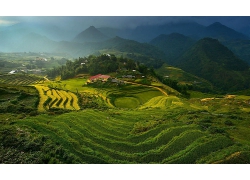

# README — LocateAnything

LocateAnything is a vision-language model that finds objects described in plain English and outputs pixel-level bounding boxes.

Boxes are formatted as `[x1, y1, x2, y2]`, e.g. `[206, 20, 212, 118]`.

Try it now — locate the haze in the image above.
[1, 16, 250, 32]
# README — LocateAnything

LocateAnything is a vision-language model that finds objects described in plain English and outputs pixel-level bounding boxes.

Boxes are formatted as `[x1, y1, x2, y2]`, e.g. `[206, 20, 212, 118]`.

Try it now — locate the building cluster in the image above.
[87, 74, 125, 84]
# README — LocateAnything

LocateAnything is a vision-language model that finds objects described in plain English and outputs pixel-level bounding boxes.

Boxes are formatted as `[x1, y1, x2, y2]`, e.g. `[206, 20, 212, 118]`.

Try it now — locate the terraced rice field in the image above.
[16, 109, 237, 163]
[139, 96, 183, 109]
[35, 85, 80, 111]
[107, 85, 164, 108]
[0, 74, 43, 85]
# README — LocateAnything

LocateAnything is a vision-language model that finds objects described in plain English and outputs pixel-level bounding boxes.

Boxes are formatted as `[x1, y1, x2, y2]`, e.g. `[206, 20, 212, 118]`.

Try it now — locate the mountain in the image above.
[176, 38, 250, 92]
[73, 26, 109, 43]
[237, 25, 250, 37]
[116, 21, 249, 43]
[223, 40, 250, 65]
[150, 33, 196, 64]
[0, 22, 76, 52]
[97, 27, 121, 38]
[0, 31, 58, 52]
[53, 36, 166, 68]
[96, 36, 166, 68]
[200, 22, 250, 41]
[120, 22, 205, 42]
[1, 22, 75, 41]
[14, 33, 58, 52]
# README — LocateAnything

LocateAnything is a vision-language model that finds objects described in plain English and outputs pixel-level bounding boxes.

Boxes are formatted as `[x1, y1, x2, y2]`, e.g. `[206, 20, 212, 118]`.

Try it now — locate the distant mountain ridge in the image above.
[200, 22, 249, 41]
[1, 21, 250, 69]
[72, 26, 108, 43]
[118, 22, 205, 42]
[150, 33, 196, 64]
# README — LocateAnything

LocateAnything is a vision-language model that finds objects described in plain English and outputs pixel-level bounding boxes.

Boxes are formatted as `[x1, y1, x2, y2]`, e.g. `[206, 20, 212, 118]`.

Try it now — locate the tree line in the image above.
[46, 54, 138, 79]
[46, 54, 189, 96]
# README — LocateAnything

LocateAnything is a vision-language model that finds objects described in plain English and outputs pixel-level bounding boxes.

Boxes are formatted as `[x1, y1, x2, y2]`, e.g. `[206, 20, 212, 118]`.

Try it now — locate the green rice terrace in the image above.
[1, 72, 250, 164]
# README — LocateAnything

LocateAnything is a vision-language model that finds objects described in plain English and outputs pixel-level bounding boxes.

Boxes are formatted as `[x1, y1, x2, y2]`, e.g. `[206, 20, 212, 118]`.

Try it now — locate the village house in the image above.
[111, 78, 124, 84]
[36, 57, 47, 61]
[87, 74, 111, 83]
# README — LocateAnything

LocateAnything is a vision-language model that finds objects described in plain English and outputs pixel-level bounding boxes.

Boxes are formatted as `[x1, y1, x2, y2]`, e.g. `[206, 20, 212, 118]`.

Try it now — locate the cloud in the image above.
[0, 18, 19, 26]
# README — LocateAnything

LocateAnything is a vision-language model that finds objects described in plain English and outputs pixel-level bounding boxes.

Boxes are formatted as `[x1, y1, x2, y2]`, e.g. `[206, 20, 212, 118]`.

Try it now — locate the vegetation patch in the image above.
[114, 97, 140, 108]
[35, 85, 80, 112]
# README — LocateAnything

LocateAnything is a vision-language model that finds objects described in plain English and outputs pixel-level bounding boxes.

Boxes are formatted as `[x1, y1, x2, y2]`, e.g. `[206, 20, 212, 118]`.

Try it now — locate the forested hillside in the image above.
[176, 38, 250, 92]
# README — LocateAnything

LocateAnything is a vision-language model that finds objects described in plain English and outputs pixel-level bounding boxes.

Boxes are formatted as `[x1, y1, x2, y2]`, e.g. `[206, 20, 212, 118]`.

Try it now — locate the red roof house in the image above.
[89, 74, 111, 82]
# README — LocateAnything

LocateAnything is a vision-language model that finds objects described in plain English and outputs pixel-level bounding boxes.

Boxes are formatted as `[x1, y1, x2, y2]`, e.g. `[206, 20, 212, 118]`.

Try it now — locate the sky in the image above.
[1, 0, 250, 31]
[1, 16, 250, 32]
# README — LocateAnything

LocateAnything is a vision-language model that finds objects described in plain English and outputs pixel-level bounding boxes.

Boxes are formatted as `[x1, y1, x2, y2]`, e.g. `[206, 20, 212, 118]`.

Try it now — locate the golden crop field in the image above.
[34, 85, 80, 111]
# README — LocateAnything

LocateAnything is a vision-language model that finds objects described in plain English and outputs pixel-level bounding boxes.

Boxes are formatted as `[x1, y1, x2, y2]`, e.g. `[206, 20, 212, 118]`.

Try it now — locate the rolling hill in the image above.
[156, 64, 214, 92]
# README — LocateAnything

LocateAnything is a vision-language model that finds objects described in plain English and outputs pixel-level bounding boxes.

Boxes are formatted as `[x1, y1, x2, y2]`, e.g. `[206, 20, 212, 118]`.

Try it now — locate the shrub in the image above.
[17, 113, 26, 119]
[224, 120, 234, 126]
[29, 110, 38, 116]
[10, 100, 18, 105]
[208, 126, 226, 134]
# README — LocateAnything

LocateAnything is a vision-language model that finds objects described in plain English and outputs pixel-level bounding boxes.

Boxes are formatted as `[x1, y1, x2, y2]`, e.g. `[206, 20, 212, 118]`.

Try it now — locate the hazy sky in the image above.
[1, 16, 250, 31]
[1, 1, 250, 31]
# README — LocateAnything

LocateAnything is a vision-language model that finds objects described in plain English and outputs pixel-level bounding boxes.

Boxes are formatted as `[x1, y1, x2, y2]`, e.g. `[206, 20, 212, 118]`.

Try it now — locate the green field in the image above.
[7, 108, 249, 163]
[106, 84, 165, 108]
[0, 74, 44, 85]
[1, 74, 250, 164]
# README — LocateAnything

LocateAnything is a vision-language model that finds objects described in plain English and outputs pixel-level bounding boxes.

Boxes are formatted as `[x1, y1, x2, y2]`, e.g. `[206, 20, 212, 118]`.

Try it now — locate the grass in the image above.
[139, 96, 183, 109]
[44, 78, 87, 93]
[114, 97, 140, 108]
[106, 84, 164, 108]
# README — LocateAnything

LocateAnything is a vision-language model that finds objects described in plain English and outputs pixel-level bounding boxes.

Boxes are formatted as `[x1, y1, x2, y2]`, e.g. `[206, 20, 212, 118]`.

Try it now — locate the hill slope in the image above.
[150, 33, 196, 64]
[222, 39, 250, 65]
[176, 38, 250, 92]
[156, 64, 214, 92]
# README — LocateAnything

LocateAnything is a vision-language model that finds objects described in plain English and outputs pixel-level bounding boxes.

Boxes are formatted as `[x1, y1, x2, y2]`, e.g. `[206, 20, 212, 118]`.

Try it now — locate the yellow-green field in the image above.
[35, 85, 80, 111]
